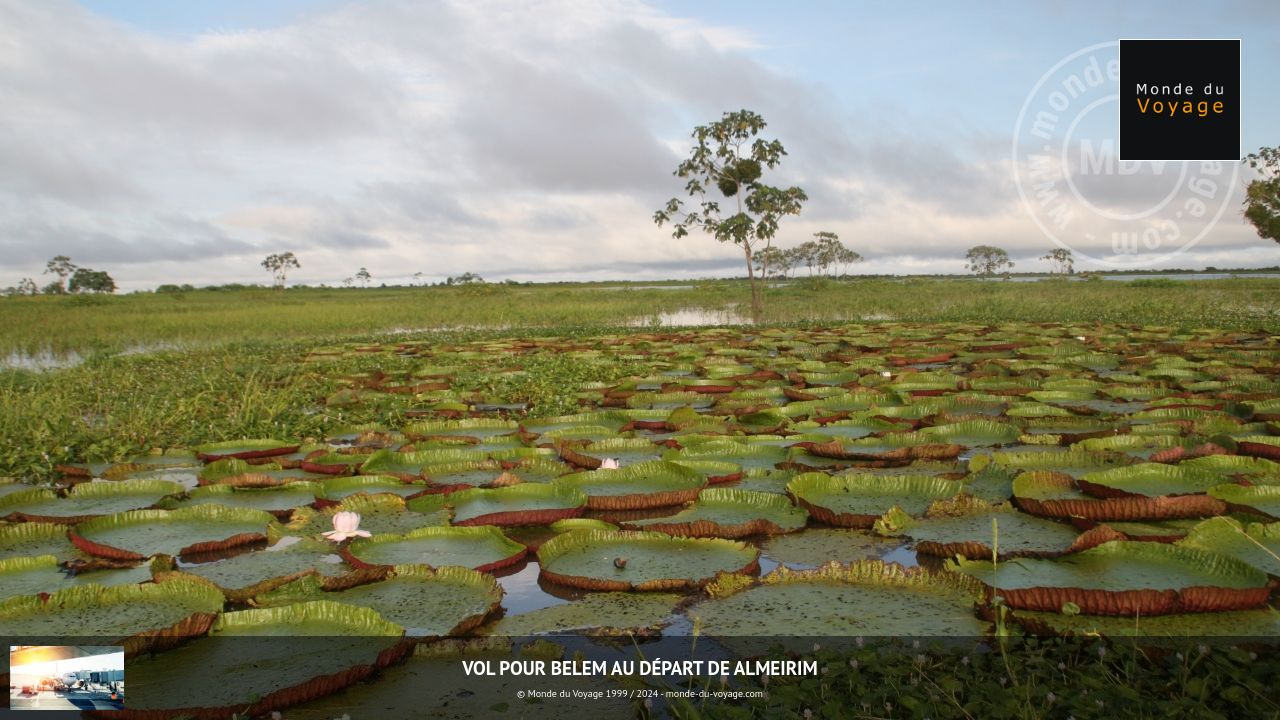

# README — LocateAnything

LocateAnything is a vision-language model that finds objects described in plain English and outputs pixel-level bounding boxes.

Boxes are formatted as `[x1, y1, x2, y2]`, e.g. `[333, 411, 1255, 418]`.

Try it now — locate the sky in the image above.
[1, 0, 1278, 291]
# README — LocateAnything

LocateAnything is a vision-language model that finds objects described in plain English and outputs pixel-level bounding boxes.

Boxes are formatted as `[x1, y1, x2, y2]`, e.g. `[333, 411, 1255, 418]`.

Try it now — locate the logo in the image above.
[1012, 41, 1239, 267]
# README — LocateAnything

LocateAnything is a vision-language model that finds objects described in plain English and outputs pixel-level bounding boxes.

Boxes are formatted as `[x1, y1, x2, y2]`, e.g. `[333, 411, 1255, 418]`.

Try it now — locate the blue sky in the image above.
[2, 0, 1277, 290]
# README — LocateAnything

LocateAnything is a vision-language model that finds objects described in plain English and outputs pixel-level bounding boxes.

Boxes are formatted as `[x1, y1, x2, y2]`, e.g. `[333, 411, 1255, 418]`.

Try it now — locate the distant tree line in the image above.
[2, 255, 116, 297]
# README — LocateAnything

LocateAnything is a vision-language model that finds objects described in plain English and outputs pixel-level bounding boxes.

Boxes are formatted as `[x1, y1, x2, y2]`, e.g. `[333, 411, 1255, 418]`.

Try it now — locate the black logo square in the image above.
[1119, 39, 1240, 161]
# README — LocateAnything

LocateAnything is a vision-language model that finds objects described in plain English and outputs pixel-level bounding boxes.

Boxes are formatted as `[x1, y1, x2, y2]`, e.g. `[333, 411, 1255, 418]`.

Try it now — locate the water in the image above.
[2, 342, 186, 372]
[628, 308, 750, 327]
[1002, 272, 1280, 282]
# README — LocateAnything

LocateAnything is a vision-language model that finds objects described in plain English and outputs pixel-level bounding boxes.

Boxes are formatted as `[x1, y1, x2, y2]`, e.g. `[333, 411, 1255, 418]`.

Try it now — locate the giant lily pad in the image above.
[408, 483, 587, 526]
[488, 592, 683, 636]
[291, 494, 450, 537]
[688, 561, 987, 638]
[322, 474, 429, 500]
[71, 505, 279, 560]
[0, 554, 152, 602]
[121, 600, 404, 716]
[1013, 606, 1280, 638]
[553, 460, 707, 510]
[255, 564, 501, 637]
[761, 529, 901, 569]
[949, 540, 1272, 615]
[537, 529, 759, 591]
[0, 576, 224, 652]
[620, 488, 808, 538]
[360, 449, 489, 480]
[1209, 483, 1280, 519]
[917, 420, 1020, 446]
[195, 439, 301, 461]
[161, 536, 350, 601]
[344, 526, 526, 573]
[1177, 516, 1280, 576]
[0, 479, 184, 523]
[0, 522, 76, 561]
[786, 472, 962, 528]
[880, 501, 1089, 559]
[1013, 470, 1226, 521]
[171, 481, 324, 517]
[1078, 463, 1223, 498]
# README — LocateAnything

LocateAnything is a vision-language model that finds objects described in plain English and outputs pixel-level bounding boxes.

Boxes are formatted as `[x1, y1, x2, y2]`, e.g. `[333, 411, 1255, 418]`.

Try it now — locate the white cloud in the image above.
[0, 0, 1271, 292]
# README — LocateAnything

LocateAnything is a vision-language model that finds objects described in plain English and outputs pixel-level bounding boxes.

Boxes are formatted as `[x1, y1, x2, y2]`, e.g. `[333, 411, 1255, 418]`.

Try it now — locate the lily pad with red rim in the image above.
[253, 564, 502, 637]
[120, 600, 405, 716]
[71, 505, 280, 561]
[407, 483, 587, 527]
[343, 526, 526, 573]
[194, 439, 301, 462]
[949, 540, 1272, 615]
[536, 529, 759, 591]
[619, 488, 808, 538]
[786, 472, 962, 528]
[552, 460, 707, 510]
[0, 575, 225, 653]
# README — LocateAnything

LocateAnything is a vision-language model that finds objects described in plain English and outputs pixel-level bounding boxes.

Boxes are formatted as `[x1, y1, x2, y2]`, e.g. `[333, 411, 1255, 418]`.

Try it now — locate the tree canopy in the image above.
[654, 109, 807, 321]
[1243, 147, 1280, 244]
[965, 245, 1014, 277]
[261, 252, 300, 290]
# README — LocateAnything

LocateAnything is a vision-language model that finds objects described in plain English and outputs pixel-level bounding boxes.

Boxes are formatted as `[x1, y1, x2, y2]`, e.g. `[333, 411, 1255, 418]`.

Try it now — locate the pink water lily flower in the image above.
[601, 458, 620, 469]
[322, 511, 372, 542]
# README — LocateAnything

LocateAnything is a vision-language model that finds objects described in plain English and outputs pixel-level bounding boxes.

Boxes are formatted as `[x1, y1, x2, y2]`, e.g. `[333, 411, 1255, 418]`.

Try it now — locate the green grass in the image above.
[2, 277, 1278, 358]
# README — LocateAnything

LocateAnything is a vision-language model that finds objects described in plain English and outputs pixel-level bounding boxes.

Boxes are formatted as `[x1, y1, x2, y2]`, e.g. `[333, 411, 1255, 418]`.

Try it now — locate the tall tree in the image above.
[68, 268, 116, 294]
[43, 255, 77, 294]
[965, 245, 1014, 277]
[1040, 248, 1074, 274]
[752, 246, 787, 279]
[1243, 147, 1280, 244]
[355, 267, 372, 287]
[654, 110, 807, 322]
[261, 252, 300, 290]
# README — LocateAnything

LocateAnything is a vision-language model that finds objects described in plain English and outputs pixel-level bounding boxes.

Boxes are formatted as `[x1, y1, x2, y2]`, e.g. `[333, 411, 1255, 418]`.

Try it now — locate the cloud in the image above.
[0, 0, 1274, 292]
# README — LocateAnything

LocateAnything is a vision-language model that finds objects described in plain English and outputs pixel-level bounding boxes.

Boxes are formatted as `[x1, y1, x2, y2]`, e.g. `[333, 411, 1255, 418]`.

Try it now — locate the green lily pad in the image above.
[786, 472, 962, 528]
[72, 505, 279, 560]
[291, 494, 450, 537]
[256, 564, 501, 637]
[1177, 517, 1280, 576]
[173, 481, 324, 514]
[122, 601, 403, 713]
[620, 488, 808, 537]
[883, 503, 1084, 559]
[1209, 484, 1280, 519]
[1079, 463, 1223, 497]
[408, 483, 587, 526]
[322, 474, 429, 499]
[1014, 605, 1280, 638]
[553, 460, 707, 510]
[0, 555, 152, 602]
[689, 561, 987, 638]
[488, 592, 683, 636]
[360, 449, 489, 478]
[950, 540, 1271, 615]
[761, 528, 901, 569]
[0, 575, 224, 640]
[345, 526, 526, 573]
[0, 479, 184, 521]
[917, 420, 1020, 446]
[537, 529, 758, 591]
[194, 439, 301, 461]
[169, 537, 349, 600]
[0, 522, 76, 562]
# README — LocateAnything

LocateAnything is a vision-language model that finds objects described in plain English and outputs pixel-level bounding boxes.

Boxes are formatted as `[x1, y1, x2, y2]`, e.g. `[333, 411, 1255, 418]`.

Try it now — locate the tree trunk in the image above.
[743, 244, 762, 323]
